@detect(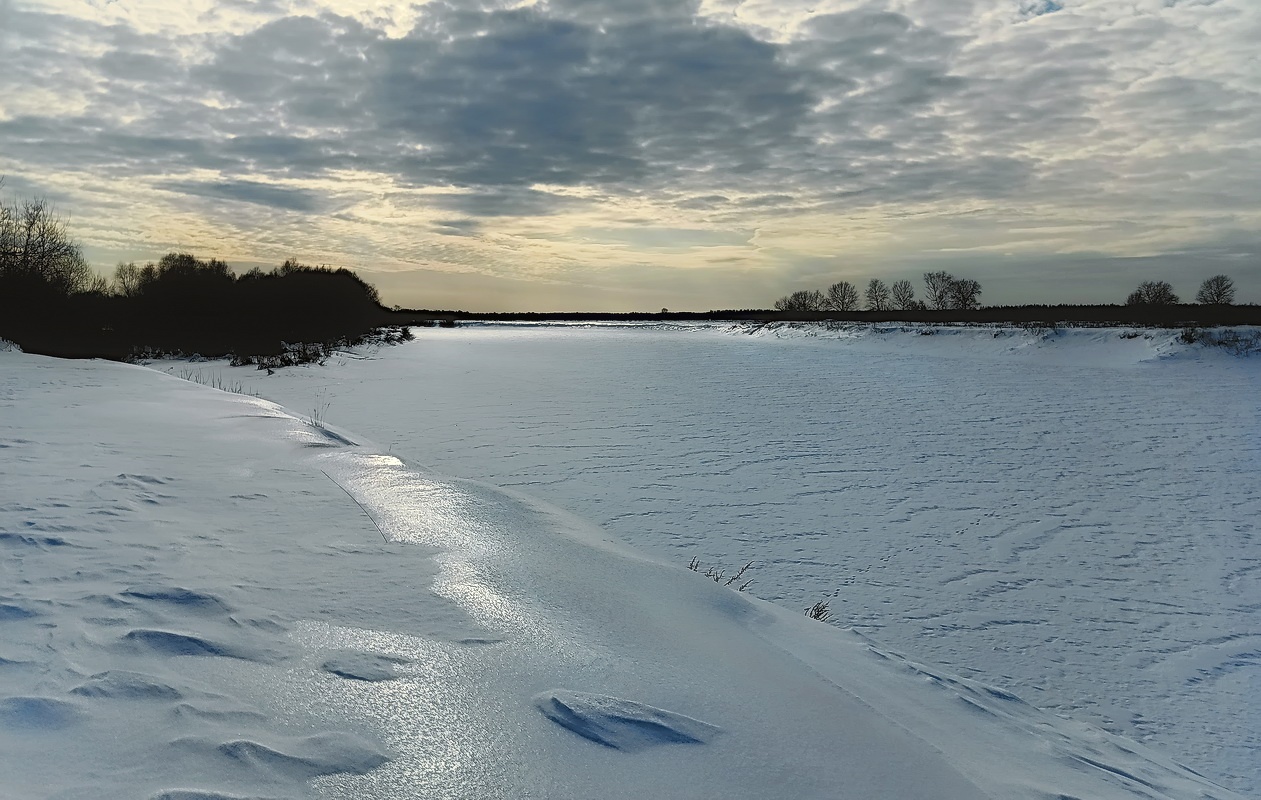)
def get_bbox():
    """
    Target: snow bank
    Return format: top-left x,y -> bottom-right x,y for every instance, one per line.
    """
0,348 -> 1249,799
726,321 -> 1261,364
